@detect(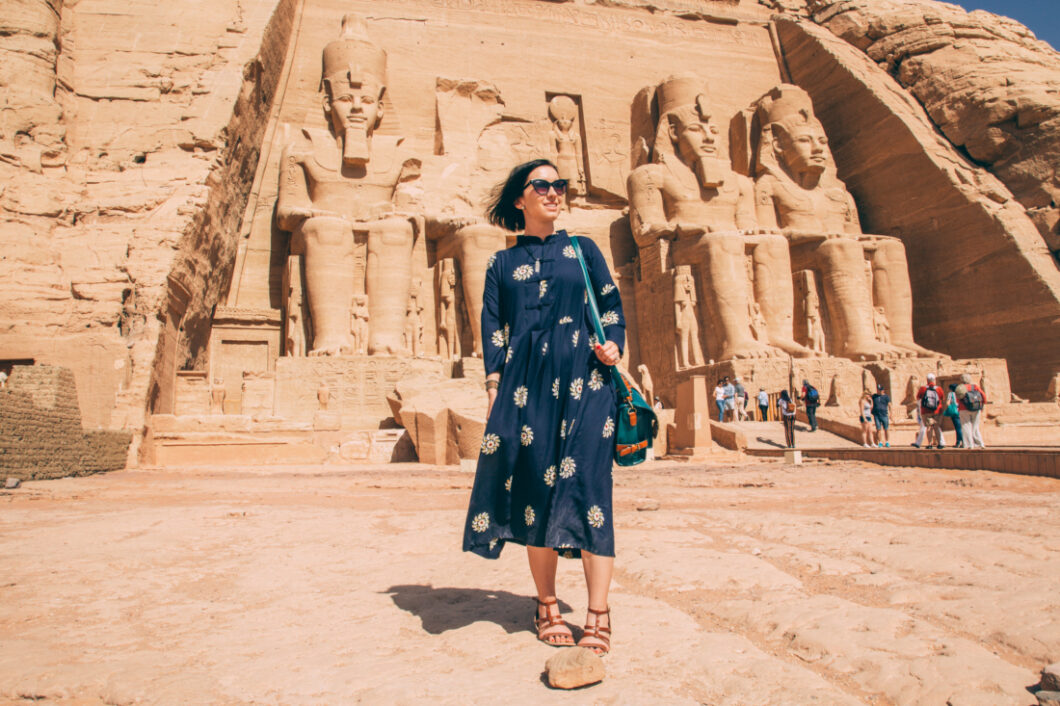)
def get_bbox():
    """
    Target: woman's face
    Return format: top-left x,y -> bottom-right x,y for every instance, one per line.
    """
515,164 -> 562,227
